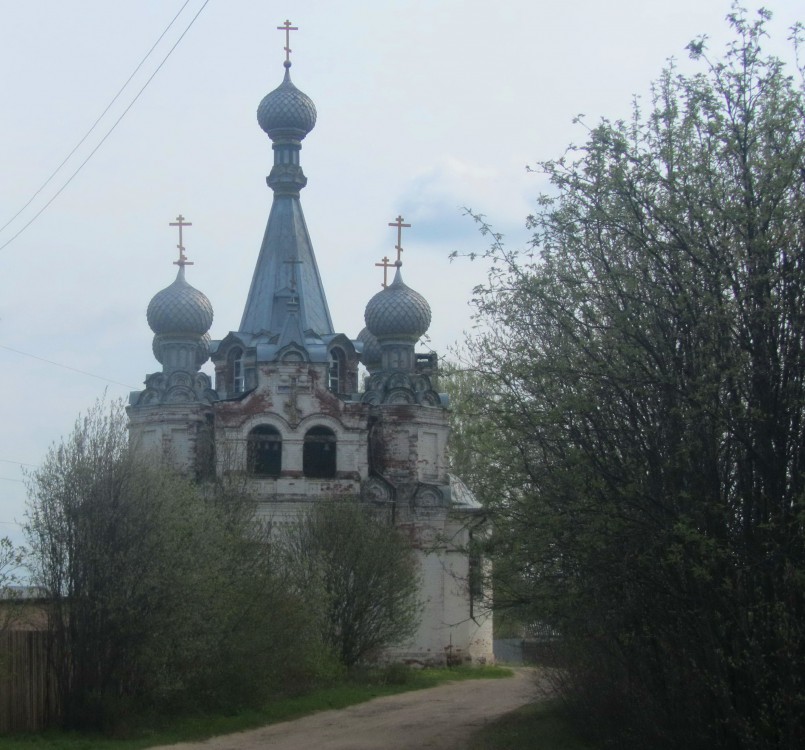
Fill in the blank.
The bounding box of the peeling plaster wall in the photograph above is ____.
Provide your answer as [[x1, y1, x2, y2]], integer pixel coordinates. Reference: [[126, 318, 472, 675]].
[[128, 402, 213, 474]]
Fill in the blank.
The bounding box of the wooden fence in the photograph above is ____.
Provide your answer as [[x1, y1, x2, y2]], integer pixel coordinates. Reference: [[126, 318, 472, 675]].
[[0, 631, 60, 733]]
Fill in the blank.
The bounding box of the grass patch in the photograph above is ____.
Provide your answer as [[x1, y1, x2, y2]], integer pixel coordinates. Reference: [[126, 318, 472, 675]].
[[2, 665, 513, 750], [468, 699, 596, 750]]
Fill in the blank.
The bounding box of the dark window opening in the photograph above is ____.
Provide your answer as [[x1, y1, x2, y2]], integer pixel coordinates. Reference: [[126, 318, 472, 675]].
[[303, 426, 336, 478], [247, 425, 282, 476]]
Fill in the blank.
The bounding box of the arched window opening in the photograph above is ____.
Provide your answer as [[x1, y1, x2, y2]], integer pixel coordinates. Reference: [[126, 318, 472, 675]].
[[247, 425, 282, 476], [228, 348, 245, 394], [328, 348, 346, 394], [303, 426, 336, 478]]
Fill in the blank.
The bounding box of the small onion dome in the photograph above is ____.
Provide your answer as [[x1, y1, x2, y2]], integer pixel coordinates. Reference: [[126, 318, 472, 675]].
[[364, 267, 431, 340], [257, 67, 317, 141], [357, 327, 382, 369], [147, 268, 214, 336]]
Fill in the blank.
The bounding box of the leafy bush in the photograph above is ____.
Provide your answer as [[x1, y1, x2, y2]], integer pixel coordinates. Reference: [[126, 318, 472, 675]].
[[23, 399, 300, 728], [455, 8, 805, 749], [278, 499, 421, 669]]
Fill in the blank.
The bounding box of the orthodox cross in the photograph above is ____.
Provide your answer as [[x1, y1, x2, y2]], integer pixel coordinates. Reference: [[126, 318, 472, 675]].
[[388, 215, 410, 266], [169, 214, 193, 267], [283, 258, 303, 292], [375, 255, 394, 288], [277, 19, 298, 64]]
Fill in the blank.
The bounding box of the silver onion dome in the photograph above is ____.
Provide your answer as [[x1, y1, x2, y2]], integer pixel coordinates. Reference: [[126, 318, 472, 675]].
[[364, 268, 431, 341], [257, 67, 317, 141], [147, 268, 214, 336]]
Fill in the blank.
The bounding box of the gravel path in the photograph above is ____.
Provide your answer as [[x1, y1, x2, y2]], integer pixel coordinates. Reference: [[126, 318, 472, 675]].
[[154, 669, 543, 750]]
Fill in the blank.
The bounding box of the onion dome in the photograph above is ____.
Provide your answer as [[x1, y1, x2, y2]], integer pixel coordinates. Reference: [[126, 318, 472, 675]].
[[257, 66, 317, 141], [357, 326, 382, 370], [147, 268, 214, 336], [364, 268, 431, 341]]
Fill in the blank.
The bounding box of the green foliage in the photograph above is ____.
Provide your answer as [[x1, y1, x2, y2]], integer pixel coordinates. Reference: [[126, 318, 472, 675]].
[[454, 8, 805, 749], [22, 398, 299, 729], [278, 499, 422, 669]]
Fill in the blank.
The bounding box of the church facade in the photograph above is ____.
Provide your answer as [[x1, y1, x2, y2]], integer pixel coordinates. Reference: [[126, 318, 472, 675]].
[[127, 39, 492, 665]]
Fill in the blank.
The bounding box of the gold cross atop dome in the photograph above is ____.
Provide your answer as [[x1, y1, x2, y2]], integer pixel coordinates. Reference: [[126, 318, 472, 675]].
[[375, 255, 394, 288], [277, 19, 298, 64], [169, 214, 193, 268], [388, 215, 411, 266]]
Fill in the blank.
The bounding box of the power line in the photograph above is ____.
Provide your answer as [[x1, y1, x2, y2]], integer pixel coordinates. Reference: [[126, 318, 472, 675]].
[[0, 0, 195, 237], [0, 0, 212, 252], [0, 344, 136, 389], [0, 460, 32, 487], [0, 459, 36, 468]]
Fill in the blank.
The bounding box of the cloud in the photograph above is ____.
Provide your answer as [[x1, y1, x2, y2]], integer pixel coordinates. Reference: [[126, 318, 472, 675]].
[[395, 157, 541, 253]]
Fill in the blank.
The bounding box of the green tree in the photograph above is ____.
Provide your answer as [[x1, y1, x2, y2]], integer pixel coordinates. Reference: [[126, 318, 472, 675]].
[[280, 500, 421, 669], [23, 398, 294, 729], [456, 8, 805, 749], [441, 365, 529, 639]]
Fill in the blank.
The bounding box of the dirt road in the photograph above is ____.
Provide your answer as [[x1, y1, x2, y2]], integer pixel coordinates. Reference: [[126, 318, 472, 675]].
[[156, 669, 542, 750]]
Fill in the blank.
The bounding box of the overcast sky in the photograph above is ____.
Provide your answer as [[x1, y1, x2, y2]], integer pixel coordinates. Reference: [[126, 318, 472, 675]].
[[1, 1, 802, 545]]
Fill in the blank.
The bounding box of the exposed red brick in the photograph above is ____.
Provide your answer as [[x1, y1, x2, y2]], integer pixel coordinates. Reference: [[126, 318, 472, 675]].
[[215, 391, 274, 426], [313, 386, 343, 418]]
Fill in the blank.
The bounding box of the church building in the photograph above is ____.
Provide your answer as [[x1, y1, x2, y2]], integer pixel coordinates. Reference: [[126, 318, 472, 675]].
[[127, 25, 492, 665]]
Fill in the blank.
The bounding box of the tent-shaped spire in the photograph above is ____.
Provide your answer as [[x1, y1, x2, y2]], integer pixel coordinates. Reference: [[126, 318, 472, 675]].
[[239, 54, 333, 338]]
